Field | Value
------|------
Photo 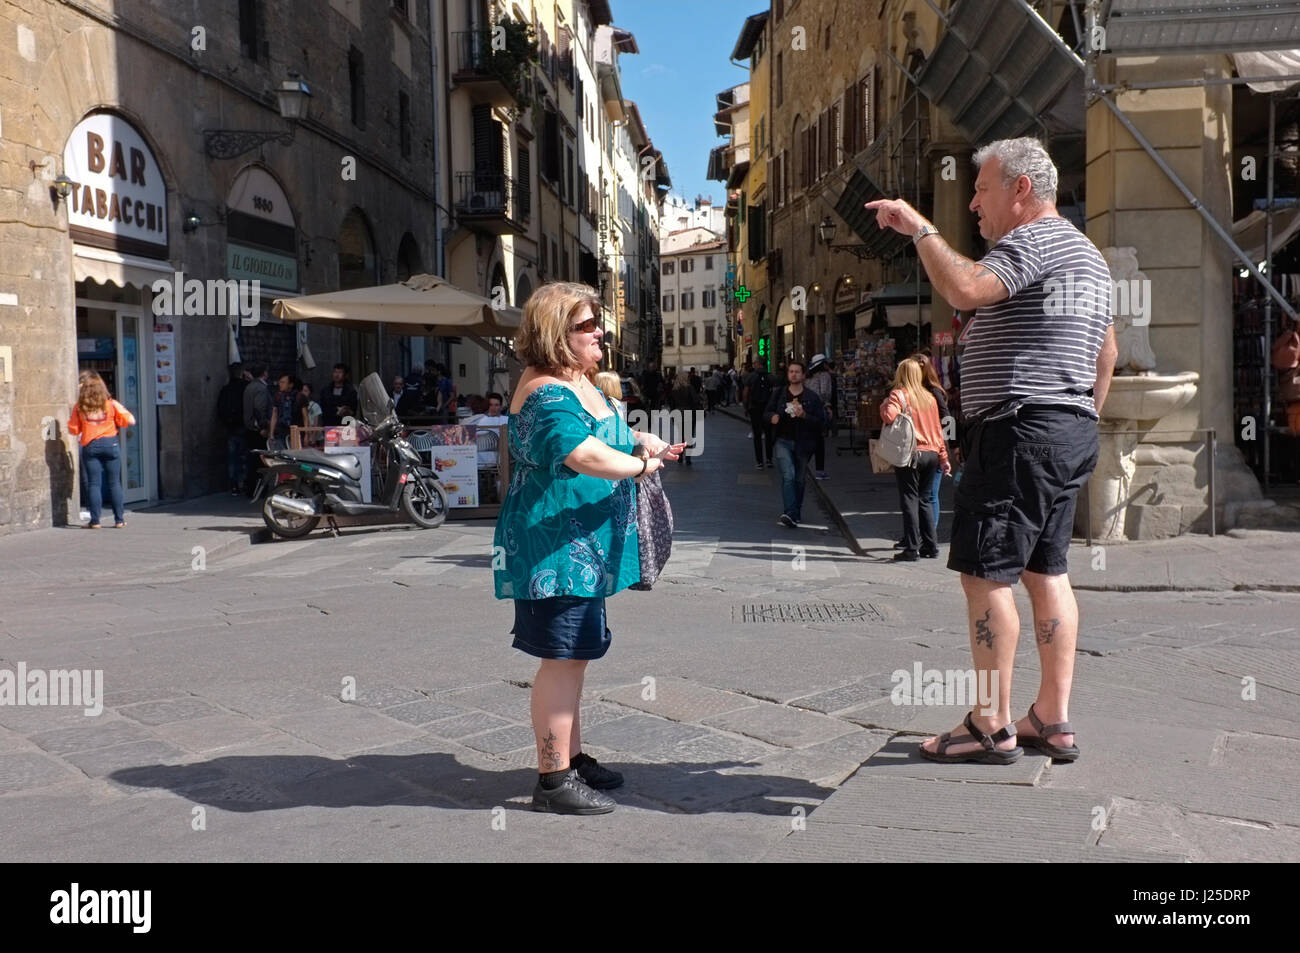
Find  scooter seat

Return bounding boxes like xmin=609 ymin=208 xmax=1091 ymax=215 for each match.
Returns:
xmin=288 ymin=449 xmax=363 ymax=481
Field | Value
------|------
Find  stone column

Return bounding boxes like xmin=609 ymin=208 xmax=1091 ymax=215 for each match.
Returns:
xmin=1085 ymin=54 xmax=1260 ymax=534
xmin=928 ymin=139 xmax=974 ymax=332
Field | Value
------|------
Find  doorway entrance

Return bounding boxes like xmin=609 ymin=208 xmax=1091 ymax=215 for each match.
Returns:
xmin=75 ymin=300 xmax=154 ymax=504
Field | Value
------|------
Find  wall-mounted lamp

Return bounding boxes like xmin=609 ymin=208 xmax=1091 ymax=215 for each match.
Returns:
xmin=182 ymin=211 xmax=203 ymax=234
xmin=819 ymin=215 xmax=873 ymax=260
xmin=53 ymin=174 xmax=74 ymax=202
xmin=203 ymin=71 xmax=312 ymax=160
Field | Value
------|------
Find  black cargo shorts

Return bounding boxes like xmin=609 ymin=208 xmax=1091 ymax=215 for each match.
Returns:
xmin=947 ymin=404 xmax=1100 ymax=584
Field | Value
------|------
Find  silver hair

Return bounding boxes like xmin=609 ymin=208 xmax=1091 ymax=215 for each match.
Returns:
xmin=972 ymin=137 xmax=1058 ymax=202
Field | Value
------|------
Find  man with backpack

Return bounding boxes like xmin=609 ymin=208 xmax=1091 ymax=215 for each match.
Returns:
xmin=742 ymin=361 xmax=775 ymax=469
xmin=216 ymin=364 xmax=249 ymax=495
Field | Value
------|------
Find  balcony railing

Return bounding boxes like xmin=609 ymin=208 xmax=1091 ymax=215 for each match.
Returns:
xmin=454 ymin=172 xmax=525 ymax=233
xmin=451 ymin=30 xmax=524 ymax=106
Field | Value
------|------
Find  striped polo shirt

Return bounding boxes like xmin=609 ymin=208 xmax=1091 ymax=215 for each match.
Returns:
xmin=959 ymin=216 xmax=1113 ymax=420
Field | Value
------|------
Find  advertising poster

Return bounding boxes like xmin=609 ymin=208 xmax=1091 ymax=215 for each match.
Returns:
xmin=154 ymin=325 xmax=176 ymax=405
xmin=426 ymin=425 xmax=480 ymax=508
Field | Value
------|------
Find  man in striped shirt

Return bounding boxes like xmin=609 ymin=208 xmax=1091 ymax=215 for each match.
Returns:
xmin=867 ymin=137 xmax=1118 ymax=766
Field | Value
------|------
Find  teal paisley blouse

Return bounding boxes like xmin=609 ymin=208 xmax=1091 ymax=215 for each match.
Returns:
xmin=493 ymin=383 xmax=640 ymax=600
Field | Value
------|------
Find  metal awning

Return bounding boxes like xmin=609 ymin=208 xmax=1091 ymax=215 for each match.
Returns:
xmin=914 ymin=0 xmax=1083 ymax=145
xmin=832 ymin=168 xmax=911 ymax=259
xmin=1104 ymin=0 xmax=1300 ymax=54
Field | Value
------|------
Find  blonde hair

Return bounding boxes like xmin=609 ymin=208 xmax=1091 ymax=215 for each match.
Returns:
xmin=77 ymin=370 xmax=110 ymax=417
xmin=890 ymin=359 xmax=935 ymax=417
xmin=594 ymin=371 xmax=622 ymax=402
xmin=515 ymin=281 xmax=602 ymax=371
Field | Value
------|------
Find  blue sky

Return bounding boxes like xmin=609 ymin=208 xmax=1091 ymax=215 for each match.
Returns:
xmin=611 ymin=0 xmax=762 ymax=207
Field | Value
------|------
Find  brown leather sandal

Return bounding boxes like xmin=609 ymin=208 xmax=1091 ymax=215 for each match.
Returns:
xmin=919 ymin=711 xmax=1022 ymax=765
xmin=1020 ymin=702 xmax=1079 ymax=762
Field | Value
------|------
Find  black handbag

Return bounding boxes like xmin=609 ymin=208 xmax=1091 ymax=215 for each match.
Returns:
xmin=629 ymin=467 xmax=674 ymax=590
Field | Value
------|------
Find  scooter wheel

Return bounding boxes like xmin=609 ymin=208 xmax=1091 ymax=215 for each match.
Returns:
xmin=402 ymin=477 xmax=448 ymax=528
xmin=262 ymin=477 xmax=322 ymax=539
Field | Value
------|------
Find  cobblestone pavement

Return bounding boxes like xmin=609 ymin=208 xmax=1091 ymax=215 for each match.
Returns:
xmin=0 ymin=409 xmax=1295 ymax=862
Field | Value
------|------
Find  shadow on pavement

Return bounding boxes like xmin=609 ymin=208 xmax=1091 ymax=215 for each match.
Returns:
xmin=110 ymin=753 xmax=833 ymax=815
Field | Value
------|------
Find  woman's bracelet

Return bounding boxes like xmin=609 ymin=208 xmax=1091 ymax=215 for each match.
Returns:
xmin=637 ymin=456 xmax=648 ymax=477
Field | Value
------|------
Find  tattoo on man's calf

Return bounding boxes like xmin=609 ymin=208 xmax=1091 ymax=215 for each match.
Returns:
xmin=1036 ymin=618 xmax=1061 ymax=645
xmin=974 ymin=609 xmax=994 ymax=649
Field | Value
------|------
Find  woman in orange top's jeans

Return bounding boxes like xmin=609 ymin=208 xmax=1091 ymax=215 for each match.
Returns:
xmin=880 ymin=360 xmax=951 ymax=561
xmin=67 ymin=371 xmax=136 ymax=528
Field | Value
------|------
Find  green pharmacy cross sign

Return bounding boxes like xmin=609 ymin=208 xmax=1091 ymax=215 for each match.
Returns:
xmin=734 ymin=285 xmax=751 ymax=303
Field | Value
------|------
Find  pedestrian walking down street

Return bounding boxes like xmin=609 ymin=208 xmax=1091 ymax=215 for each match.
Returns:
xmin=741 ymin=360 xmax=775 ymax=469
xmin=881 ymin=360 xmax=949 ymax=562
xmin=868 ymin=136 xmax=1117 ymax=765
xmin=493 ymin=281 xmax=683 ymax=815
xmin=806 ymin=353 xmax=834 ymax=480
xmin=667 ymin=371 xmax=701 ymax=466
xmin=765 ymin=359 xmax=826 ymax=528
xmin=704 ymin=367 xmax=724 ymax=411
xmin=67 ymin=370 xmax=135 ymax=528
xmin=216 ymin=363 xmax=248 ymax=495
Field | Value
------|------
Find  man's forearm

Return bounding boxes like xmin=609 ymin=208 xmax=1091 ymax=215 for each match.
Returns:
xmin=1093 ymin=326 xmax=1119 ymax=416
xmin=915 ymin=231 xmax=993 ymax=311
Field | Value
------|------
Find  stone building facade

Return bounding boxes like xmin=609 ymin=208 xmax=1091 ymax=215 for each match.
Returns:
xmin=0 ymin=0 xmax=441 ymax=533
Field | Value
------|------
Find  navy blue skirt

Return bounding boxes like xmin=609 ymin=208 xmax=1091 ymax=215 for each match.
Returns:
xmin=511 ymin=596 xmax=611 ymax=661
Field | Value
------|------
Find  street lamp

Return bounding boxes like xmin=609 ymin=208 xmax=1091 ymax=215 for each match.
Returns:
xmin=819 ymin=214 xmax=873 ymax=260
xmin=204 ymin=72 xmax=312 ymax=159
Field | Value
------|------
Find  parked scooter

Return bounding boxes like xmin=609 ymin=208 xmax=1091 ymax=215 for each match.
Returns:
xmin=254 ymin=372 xmax=449 ymax=539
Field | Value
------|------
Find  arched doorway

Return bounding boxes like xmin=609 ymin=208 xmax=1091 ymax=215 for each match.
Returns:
xmin=396 ymin=232 xmax=422 ymax=282
xmin=338 ymin=209 xmax=379 ymax=378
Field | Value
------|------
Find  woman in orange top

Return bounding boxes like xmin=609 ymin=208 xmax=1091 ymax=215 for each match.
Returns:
xmin=67 ymin=371 xmax=136 ymax=528
xmin=880 ymin=359 xmax=950 ymax=561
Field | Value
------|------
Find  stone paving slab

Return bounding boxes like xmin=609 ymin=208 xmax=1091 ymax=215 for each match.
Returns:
xmin=1103 ymin=796 xmax=1300 ymax=863
xmin=378 ymin=699 xmax=469 ymax=727
xmin=786 ymin=678 xmax=893 ymax=714
xmin=702 ymin=704 xmax=857 ymax=749
xmin=438 ymin=682 xmax=535 ymax=722
xmin=62 ymin=739 xmax=191 ymax=780
xmin=29 ymin=717 xmax=157 ymax=755
xmin=0 ymin=751 xmax=83 ymax=793
xmin=272 ymin=705 xmax=426 ymax=755
xmin=117 ymin=696 xmax=226 ymax=726
xmin=460 ymin=724 xmax=537 ymax=756
xmin=424 ymin=711 xmax=514 ymax=741
xmin=151 ymin=714 xmax=280 ymax=754
xmin=601 ymin=676 xmax=759 ymax=722
xmin=343 ymin=684 xmax=428 ymax=709
xmin=201 ymin=682 xmax=339 ymax=720
xmin=586 ymin=714 xmax=711 ymax=758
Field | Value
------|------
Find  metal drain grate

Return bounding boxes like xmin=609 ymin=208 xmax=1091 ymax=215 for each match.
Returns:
xmin=734 ymin=602 xmax=884 ymax=624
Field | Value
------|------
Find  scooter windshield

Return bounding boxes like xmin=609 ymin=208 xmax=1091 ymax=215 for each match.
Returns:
xmin=356 ymin=372 xmax=397 ymax=427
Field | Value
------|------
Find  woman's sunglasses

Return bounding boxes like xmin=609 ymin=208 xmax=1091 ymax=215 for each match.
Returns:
xmin=569 ymin=316 xmax=602 ymax=334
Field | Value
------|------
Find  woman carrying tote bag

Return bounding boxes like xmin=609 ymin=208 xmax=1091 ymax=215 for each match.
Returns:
xmin=880 ymin=360 xmax=949 ymax=562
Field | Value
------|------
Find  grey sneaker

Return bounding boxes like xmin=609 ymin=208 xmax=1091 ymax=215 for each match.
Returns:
xmin=778 ymin=514 xmax=797 ymax=528
xmin=531 ymin=769 xmax=616 ymax=814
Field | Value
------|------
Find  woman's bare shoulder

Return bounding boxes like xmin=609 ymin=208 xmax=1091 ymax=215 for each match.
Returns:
xmin=510 ymin=372 xmax=573 ymax=412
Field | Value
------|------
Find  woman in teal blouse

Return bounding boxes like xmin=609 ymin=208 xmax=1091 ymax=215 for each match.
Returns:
xmin=495 ymin=282 xmax=684 ymax=815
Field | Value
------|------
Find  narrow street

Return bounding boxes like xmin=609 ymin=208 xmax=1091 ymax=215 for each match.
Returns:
xmin=1 ymin=410 xmax=1295 ymax=862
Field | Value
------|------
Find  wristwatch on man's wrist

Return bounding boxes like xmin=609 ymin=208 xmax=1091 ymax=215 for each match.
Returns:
xmin=913 ymin=224 xmax=939 ymax=245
